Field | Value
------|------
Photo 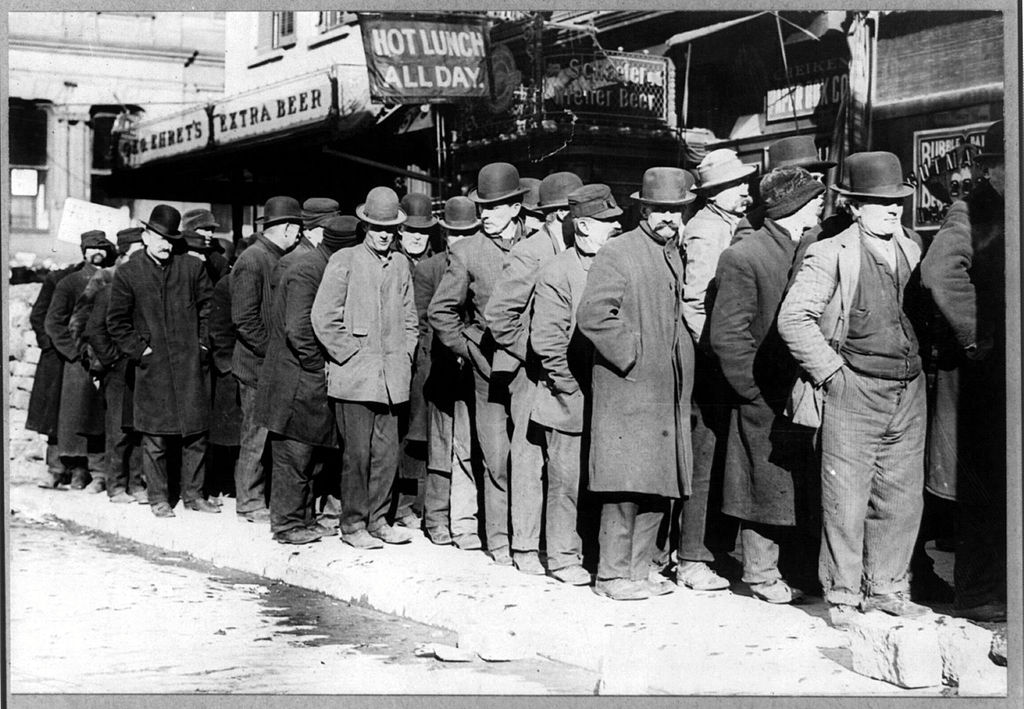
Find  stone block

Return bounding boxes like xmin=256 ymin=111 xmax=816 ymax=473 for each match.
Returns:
xmin=8 ymin=331 xmax=26 ymax=361
xmin=10 ymin=375 xmax=34 ymax=392
xmin=847 ymin=612 xmax=943 ymax=688
xmin=23 ymin=345 xmax=41 ymax=364
xmin=10 ymin=360 xmax=36 ymax=378
xmin=936 ymin=616 xmax=996 ymax=687
xmin=9 ymin=389 xmax=31 ymax=411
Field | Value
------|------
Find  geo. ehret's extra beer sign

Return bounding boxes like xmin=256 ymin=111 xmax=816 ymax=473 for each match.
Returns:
xmin=119 ymin=105 xmax=210 ymax=168
xmin=211 ymin=71 xmax=333 ymax=145
xmin=911 ymin=121 xmax=993 ymax=231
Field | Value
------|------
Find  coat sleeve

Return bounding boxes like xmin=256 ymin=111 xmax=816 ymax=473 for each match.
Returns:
xmin=531 ymin=265 xmax=579 ymax=395
xmin=30 ymin=272 xmax=59 ymax=351
xmin=402 ymin=265 xmax=419 ymax=360
xmin=776 ymin=242 xmax=844 ymax=385
xmin=311 ymin=255 xmax=360 ymax=366
xmin=427 ymin=248 xmax=472 ymax=360
xmin=283 ymin=264 xmax=325 ymax=373
xmin=208 ymin=278 xmax=235 ymax=374
xmin=682 ymin=220 xmax=724 ymax=342
xmin=920 ymin=200 xmax=978 ymax=350
xmin=577 ymin=250 xmax=639 ymax=375
xmin=709 ymin=248 xmax=760 ymax=402
xmin=106 ymin=266 xmax=149 ymax=362
xmin=195 ymin=263 xmax=213 ymax=348
xmin=413 ymin=258 xmax=439 ymax=347
xmin=44 ymin=276 xmax=81 ymax=362
xmin=484 ymin=247 xmax=536 ymax=362
xmin=83 ymin=286 xmax=122 ymax=369
xmin=230 ymin=256 xmax=268 ymax=358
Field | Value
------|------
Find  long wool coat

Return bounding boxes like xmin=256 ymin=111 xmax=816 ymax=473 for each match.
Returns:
xmin=577 ymin=225 xmax=694 ymax=498
xmin=255 ymin=243 xmax=337 ymax=447
xmin=709 ymin=219 xmax=816 ymax=526
xmin=403 ymin=249 xmax=432 ymax=443
xmin=106 ymin=250 xmax=213 ymax=436
xmin=45 ymin=263 xmax=105 ymax=441
xmin=26 ymin=264 xmax=79 ymax=436
xmin=230 ymin=233 xmax=286 ymax=388
xmin=208 ymin=276 xmax=241 ymax=447
xmin=311 ymin=242 xmax=418 ymax=406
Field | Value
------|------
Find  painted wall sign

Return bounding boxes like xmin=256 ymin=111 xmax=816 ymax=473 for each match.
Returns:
xmin=359 ymin=14 xmax=490 ymax=102
xmin=118 ymin=105 xmax=209 ymax=167
xmin=911 ymin=121 xmax=993 ymax=231
xmin=210 ymin=71 xmax=333 ymax=145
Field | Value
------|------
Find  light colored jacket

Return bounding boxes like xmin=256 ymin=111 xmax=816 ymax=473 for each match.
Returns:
xmin=777 ymin=222 xmax=921 ymax=427
xmin=682 ymin=203 xmax=742 ymax=344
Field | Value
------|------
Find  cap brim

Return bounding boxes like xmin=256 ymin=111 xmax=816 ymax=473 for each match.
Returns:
xmin=467 ymin=185 xmax=530 ymax=204
xmin=829 ymin=184 xmax=915 ymax=199
xmin=356 ymin=204 xmax=407 ymax=226
xmin=589 ymin=206 xmax=624 ymax=220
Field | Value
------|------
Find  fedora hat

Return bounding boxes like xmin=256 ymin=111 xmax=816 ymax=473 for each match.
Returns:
xmin=830 ymin=151 xmax=913 ymax=200
xmin=181 ymin=208 xmax=219 ymax=232
xmin=768 ymin=136 xmax=836 ymax=172
xmin=438 ymin=196 xmax=480 ymax=231
xmin=302 ymin=197 xmax=341 ymax=228
xmin=259 ymin=196 xmax=303 ymax=228
xmin=400 ymin=193 xmax=438 ymax=229
xmin=539 ymin=172 xmax=585 ymax=211
xmin=356 ymin=187 xmax=407 ymax=226
xmin=469 ymin=162 xmax=529 ymax=204
xmin=695 ymin=149 xmax=757 ymax=192
xmin=141 ymin=204 xmax=182 ymax=239
xmin=976 ymin=120 xmax=1003 ymax=161
xmin=631 ymin=167 xmax=697 ymax=205
xmin=568 ymin=184 xmax=623 ymax=220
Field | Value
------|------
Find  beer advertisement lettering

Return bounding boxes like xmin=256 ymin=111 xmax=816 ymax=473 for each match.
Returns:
xmin=118 ymin=106 xmax=210 ymax=168
xmin=211 ymin=71 xmax=332 ymax=145
xmin=359 ymin=14 xmax=490 ymax=102
xmin=912 ymin=122 xmax=992 ymax=231
xmin=543 ymin=51 xmax=673 ymax=125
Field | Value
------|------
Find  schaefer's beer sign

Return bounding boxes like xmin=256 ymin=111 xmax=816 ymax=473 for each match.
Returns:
xmin=359 ymin=14 xmax=490 ymax=103
xmin=912 ymin=121 xmax=992 ymax=231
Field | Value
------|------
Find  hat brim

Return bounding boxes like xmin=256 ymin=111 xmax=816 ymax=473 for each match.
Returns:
xmin=403 ymin=216 xmax=439 ymax=229
xmin=630 ymin=190 xmax=697 ymax=206
xmin=467 ymin=185 xmax=530 ymax=204
xmin=262 ymin=216 xmax=304 ymax=228
xmin=830 ymin=184 xmax=914 ymax=200
xmin=356 ymin=204 xmax=407 ymax=226
xmin=141 ymin=220 xmax=182 ymax=239
xmin=773 ymin=158 xmax=837 ymax=172
xmin=439 ymin=218 xmax=481 ymax=231
xmin=537 ymin=200 xmax=571 ymax=212
xmin=694 ymin=163 xmax=758 ymax=192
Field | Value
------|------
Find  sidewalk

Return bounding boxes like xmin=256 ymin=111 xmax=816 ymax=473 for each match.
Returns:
xmin=9 ymin=474 xmax=967 ymax=697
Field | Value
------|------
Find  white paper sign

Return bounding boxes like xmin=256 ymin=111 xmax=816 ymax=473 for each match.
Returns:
xmin=56 ymin=198 xmax=131 ymax=245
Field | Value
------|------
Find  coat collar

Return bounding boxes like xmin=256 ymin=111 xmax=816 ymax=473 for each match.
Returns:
xmin=835 ymin=221 xmax=921 ymax=269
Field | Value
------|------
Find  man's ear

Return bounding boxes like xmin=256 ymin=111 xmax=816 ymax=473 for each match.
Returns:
xmin=575 ymin=218 xmax=591 ymax=237
xmin=510 ymin=202 xmax=522 ymax=218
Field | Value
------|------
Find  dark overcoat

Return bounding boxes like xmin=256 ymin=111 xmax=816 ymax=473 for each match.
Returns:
xmin=404 ymin=250 xmax=431 ymax=443
xmin=208 ymin=276 xmax=241 ymax=446
xmin=577 ymin=225 xmax=694 ymax=498
xmin=45 ymin=263 xmax=105 ymax=441
xmin=255 ymin=243 xmax=337 ymax=447
xmin=26 ymin=264 xmax=79 ymax=436
xmin=230 ymin=234 xmax=286 ymax=387
xmin=709 ymin=219 xmax=816 ymax=526
xmin=82 ymin=275 xmax=134 ymax=432
xmin=106 ymin=250 xmax=213 ymax=436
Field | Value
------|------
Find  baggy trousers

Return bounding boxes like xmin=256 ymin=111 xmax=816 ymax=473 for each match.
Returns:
xmin=598 ymin=494 xmax=668 ymax=582
xmin=268 ymin=434 xmax=322 ymax=535
xmin=545 ymin=429 xmax=584 ymax=571
xmin=447 ymin=398 xmax=479 ymax=541
xmin=509 ymin=367 xmax=545 ymax=552
xmin=740 ymin=523 xmax=785 ymax=585
xmin=103 ymin=362 xmax=142 ymax=495
xmin=141 ymin=432 xmax=207 ymax=507
xmin=472 ymin=368 xmax=511 ymax=553
xmin=234 ymin=381 xmax=270 ymax=514
xmin=334 ymin=400 xmax=399 ymax=535
xmin=820 ymin=367 xmax=926 ymax=606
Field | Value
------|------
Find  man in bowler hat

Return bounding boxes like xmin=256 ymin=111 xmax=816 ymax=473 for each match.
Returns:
xmin=779 ymin=151 xmax=931 ymax=625
xmin=106 ymin=205 xmax=219 ymax=517
xmin=428 ymin=162 xmax=529 ymax=565
xmin=230 ymin=196 xmax=303 ymax=523
xmin=312 ymin=187 xmax=419 ymax=548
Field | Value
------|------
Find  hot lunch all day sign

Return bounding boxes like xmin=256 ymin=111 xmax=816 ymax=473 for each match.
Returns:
xmin=359 ymin=14 xmax=491 ymax=103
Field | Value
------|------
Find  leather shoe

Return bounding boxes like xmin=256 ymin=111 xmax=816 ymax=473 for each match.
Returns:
xmin=369 ymin=524 xmax=414 ymax=545
xmin=861 ymin=592 xmax=932 ymax=618
xmin=644 ymin=576 xmax=676 ymax=596
xmin=593 ymin=578 xmax=650 ymax=601
xmin=488 ymin=547 xmax=513 ymax=566
xmin=238 ymin=508 xmax=271 ymax=523
xmin=309 ymin=522 xmax=338 ymax=537
xmin=151 ymin=502 xmax=176 ymax=518
xmin=513 ymin=551 xmax=545 ymax=575
xmin=69 ymin=470 xmax=90 ymax=490
xmin=828 ymin=603 xmax=859 ymax=629
xmin=342 ymin=529 xmax=384 ymax=549
xmin=84 ymin=478 xmax=106 ymax=494
xmin=395 ymin=513 xmax=421 ymax=529
xmin=551 ymin=565 xmax=591 ymax=586
xmin=428 ymin=530 xmax=453 ymax=545
xmin=184 ymin=498 xmax=221 ymax=513
xmin=132 ymin=489 xmax=149 ymax=504
xmin=109 ymin=491 xmax=135 ymax=504
xmin=275 ymin=527 xmax=322 ymax=545
xmin=750 ymin=579 xmax=805 ymax=604
xmin=453 ymin=534 xmax=482 ymax=551
xmin=675 ymin=561 xmax=730 ymax=591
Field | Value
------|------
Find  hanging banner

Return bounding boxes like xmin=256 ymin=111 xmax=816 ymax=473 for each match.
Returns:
xmin=911 ymin=121 xmax=993 ymax=231
xmin=211 ymin=70 xmax=334 ymax=145
xmin=118 ymin=105 xmax=210 ymax=168
xmin=359 ymin=14 xmax=491 ymax=103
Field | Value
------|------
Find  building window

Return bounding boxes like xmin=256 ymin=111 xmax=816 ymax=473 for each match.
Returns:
xmin=9 ymin=100 xmax=49 ymax=231
xmin=318 ymin=11 xmax=355 ymax=33
xmin=272 ymin=11 xmax=296 ymax=48
xmin=9 ymin=168 xmax=48 ymax=231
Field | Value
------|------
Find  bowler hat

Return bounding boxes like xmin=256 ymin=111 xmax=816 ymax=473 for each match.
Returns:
xmin=141 ymin=204 xmax=182 ymax=239
xmin=181 ymin=208 xmax=219 ymax=232
xmin=539 ymin=172 xmax=585 ymax=211
xmin=302 ymin=197 xmax=341 ymax=229
xmin=438 ymin=196 xmax=480 ymax=231
xmin=400 ymin=193 xmax=438 ymax=229
xmin=631 ymin=167 xmax=697 ymax=205
xmin=116 ymin=227 xmax=144 ymax=250
xmin=976 ymin=120 xmax=1004 ymax=161
xmin=569 ymin=184 xmax=623 ymax=220
xmin=520 ymin=178 xmax=542 ymax=216
xmin=260 ymin=196 xmax=303 ymax=228
xmin=768 ymin=136 xmax=836 ymax=172
xmin=80 ymin=230 xmax=112 ymax=249
xmin=469 ymin=162 xmax=529 ymax=204
xmin=695 ymin=149 xmax=757 ymax=192
xmin=356 ymin=187 xmax=407 ymax=226
xmin=830 ymin=151 xmax=913 ymax=200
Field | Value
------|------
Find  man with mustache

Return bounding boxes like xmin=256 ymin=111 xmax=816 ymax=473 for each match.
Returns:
xmin=44 ymin=230 xmax=117 ymax=491
xmin=778 ymin=152 xmax=930 ymax=626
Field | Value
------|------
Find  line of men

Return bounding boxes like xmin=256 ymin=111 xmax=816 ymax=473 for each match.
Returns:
xmin=26 ymin=121 xmax=1005 ymax=624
